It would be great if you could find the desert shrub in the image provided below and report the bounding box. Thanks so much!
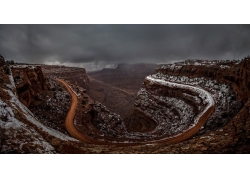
[15,75,20,79]
[231,94,236,101]
[44,105,51,111]
[221,112,228,118]
[82,100,86,105]
[53,92,57,99]
[65,94,70,99]
[34,95,42,101]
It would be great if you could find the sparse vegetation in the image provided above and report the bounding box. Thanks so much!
[15,75,20,79]
[65,94,70,99]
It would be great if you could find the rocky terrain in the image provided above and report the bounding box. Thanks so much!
[10,65,71,135]
[1,54,250,153]
[42,65,89,89]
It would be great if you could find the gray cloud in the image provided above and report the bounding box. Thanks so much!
[1,24,250,70]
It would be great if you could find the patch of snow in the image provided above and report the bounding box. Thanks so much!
[0,99,23,129]
[4,89,77,141]
[11,65,36,69]
[68,85,81,97]
[220,65,230,69]
[0,98,55,153]
[6,70,16,94]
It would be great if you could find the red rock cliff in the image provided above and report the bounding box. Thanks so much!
[11,65,49,107]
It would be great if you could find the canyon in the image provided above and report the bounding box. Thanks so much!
[0,56,250,153]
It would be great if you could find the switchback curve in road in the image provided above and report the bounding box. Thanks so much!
[55,77,215,146]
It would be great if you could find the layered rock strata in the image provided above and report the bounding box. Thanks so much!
[42,65,89,89]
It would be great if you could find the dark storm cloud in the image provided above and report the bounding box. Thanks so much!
[1,24,250,70]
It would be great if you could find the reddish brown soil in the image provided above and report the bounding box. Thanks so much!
[55,79,93,143]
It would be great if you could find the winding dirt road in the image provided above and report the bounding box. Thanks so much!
[56,78,215,146]
[55,79,94,143]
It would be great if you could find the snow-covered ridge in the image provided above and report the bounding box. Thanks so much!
[145,75,215,126]
[6,70,16,93]
[11,65,36,69]
[2,73,77,142]
[0,98,55,153]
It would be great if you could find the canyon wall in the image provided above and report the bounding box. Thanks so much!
[10,66,49,108]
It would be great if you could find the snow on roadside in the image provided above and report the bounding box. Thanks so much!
[3,89,77,141]
[68,85,81,97]
[146,76,215,107]
[145,76,215,129]
[1,71,77,142]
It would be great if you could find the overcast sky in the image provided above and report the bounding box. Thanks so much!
[1,24,250,71]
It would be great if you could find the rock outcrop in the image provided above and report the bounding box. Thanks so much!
[11,65,49,107]
[42,65,89,89]
[0,54,5,66]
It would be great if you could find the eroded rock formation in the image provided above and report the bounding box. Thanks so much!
[10,66,49,107]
